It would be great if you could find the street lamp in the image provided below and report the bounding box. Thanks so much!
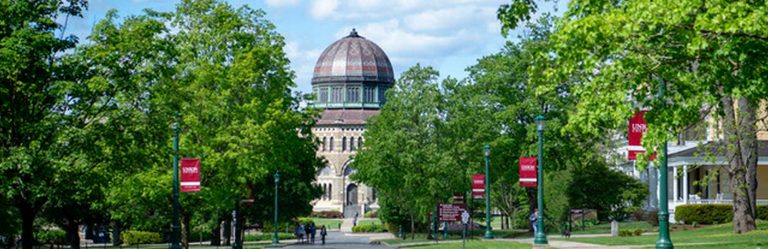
[273,171,280,244]
[170,122,181,249]
[483,144,493,239]
[534,115,548,245]
[655,79,673,249]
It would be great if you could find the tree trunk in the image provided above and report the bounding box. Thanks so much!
[721,95,758,234]
[19,202,36,249]
[223,218,231,246]
[527,188,537,232]
[181,209,190,249]
[210,219,221,246]
[65,222,81,249]
[410,214,415,240]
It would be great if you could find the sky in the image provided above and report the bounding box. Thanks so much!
[64,0,566,94]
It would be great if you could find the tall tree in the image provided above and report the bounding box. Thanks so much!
[0,1,88,248]
[499,0,768,233]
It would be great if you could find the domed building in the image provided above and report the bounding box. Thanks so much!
[311,29,393,217]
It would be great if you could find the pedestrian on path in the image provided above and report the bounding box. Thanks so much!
[530,209,539,235]
[353,212,359,226]
[320,225,327,245]
[309,223,316,244]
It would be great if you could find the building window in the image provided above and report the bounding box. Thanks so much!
[350,137,355,151]
[330,137,334,151]
[319,88,328,103]
[328,184,332,200]
[342,136,347,151]
[358,136,363,149]
[347,87,359,103]
[322,137,326,151]
[363,86,375,102]
[331,87,343,103]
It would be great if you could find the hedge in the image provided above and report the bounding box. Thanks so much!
[121,230,163,245]
[244,233,294,241]
[351,224,387,233]
[675,204,768,224]
[35,229,67,245]
[311,211,343,219]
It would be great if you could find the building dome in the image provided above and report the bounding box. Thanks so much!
[311,29,394,110]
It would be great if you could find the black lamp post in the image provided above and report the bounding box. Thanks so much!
[170,122,181,249]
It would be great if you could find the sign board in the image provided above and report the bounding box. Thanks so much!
[180,158,201,192]
[471,174,485,199]
[519,157,537,187]
[461,210,470,224]
[439,203,467,222]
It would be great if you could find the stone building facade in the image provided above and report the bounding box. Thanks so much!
[310,29,392,218]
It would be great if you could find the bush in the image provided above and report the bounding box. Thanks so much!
[311,211,343,219]
[364,210,378,218]
[296,217,314,225]
[188,227,212,242]
[261,222,292,233]
[675,204,732,224]
[351,224,387,233]
[121,230,162,245]
[757,205,768,221]
[618,229,633,237]
[244,233,294,241]
[35,229,66,245]
[633,229,643,236]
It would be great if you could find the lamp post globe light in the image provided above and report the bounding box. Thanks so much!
[534,115,548,245]
[273,171,280,244]
[483,144,493,239]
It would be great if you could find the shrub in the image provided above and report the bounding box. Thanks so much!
[121,230,162,245]
[261,222,292,233]
[675,204,732,224]
[757,205,768,221]
[364,210,378,218]
[633,229,643,236]
[351,224,387,233]
[244,233,294,241]
[311,211,343,219]
[618,229,633,237]
[296,217,314,225]
[35,229,66,245]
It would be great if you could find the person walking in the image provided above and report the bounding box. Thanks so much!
[309,223,316,244]
[353,212,359,227]
[529,209,539,235]
[320,225,327,245]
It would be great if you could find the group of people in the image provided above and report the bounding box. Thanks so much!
[293,222,327,244]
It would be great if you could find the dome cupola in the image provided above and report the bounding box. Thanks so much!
[311,29,394,109]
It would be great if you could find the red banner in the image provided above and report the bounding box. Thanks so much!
[439,203,467,222]
[472,174,484,199]
[628,111,647,161]
[180,158,201,192]
[519,157,537,187]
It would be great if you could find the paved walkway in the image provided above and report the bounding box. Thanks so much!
[267,231,394,249]
[340,218,354,232]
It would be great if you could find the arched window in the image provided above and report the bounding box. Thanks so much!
[350,137,355,151]
[358,136,363,149]
[323,184,328,200]
[328,184,332,200]
[330,137,334,151]
[342,136,347,151]
[322,137,326,151]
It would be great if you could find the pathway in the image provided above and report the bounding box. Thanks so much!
[267,231,395,249]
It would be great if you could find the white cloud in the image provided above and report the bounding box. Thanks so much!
[310,0,339,19]
[265,0,300,8]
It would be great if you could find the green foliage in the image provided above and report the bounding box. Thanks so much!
[351,224,388,233]
[261,222,293,234]
[567,164,648,221]
[617,229,644,237]
[243,233,293,241]
[311,211,342,219]
[758,205,768,221]
[34,229,66,245]
[120,230,163,245]
[543,170,571,228]
[675,204,733,224]
[364,210,378,218]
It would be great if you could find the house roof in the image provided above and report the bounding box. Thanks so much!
[668,140,768,158]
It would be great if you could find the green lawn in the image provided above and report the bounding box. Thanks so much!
[401,240,531,249]
[310,218,343,229]
[356,218,383,226]
[559,221,768,248]
[569,221,652,234]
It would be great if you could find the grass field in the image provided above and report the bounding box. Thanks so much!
[355,218,383,226]
[400,240,531,249]
[309,218,343,229]
[559,220,768,248]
